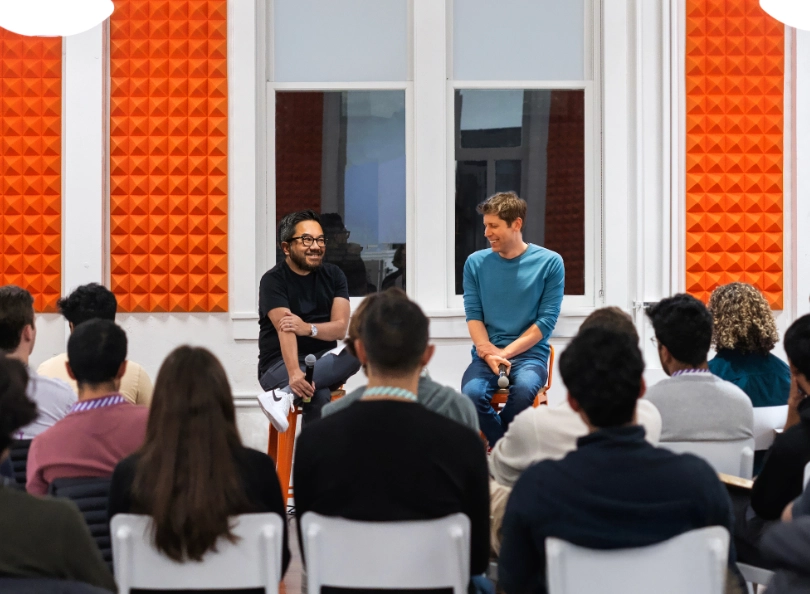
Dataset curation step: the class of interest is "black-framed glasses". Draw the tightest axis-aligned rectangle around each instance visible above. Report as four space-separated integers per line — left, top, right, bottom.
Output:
289 235 327 248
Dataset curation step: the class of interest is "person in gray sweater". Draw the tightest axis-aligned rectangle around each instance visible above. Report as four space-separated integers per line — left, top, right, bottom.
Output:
646 294 754 442
321 289 479 431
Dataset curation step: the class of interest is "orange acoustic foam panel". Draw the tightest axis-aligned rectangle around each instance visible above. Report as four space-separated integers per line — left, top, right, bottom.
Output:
0 30 61 313
685 0 784 309
109 0 228 312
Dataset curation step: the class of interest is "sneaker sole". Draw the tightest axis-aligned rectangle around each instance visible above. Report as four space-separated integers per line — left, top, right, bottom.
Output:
258 394 289 433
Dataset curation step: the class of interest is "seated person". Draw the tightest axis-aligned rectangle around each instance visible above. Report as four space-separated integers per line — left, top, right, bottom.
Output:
321 212 370 296
26 320 148 495
708 282 790 408
321 289 478 431
293 291 491 593
498 327 742 594
646 294 754 443
38 283 153 406
760 518 810 594
0 285 75 438
0 356 115 591
732 314 810 567
489 306 661 487
257 210 361 429
108 346 290 588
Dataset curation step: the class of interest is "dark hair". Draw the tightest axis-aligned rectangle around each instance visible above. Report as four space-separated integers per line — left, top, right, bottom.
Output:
647 294 713 367
278 210 321 245
0 357 35 452
579 306 639 344
344 292 381 358
559 327 645 428
67 319 128 387
785 314 810 378
360 288 428 375
132 346 250 562
58 283 117 326
0 286 34 353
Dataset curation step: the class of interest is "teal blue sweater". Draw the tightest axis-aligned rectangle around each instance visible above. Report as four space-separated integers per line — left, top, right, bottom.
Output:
463 244 564 363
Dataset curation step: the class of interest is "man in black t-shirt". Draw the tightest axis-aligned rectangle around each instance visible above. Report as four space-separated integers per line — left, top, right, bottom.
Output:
257 210 361 428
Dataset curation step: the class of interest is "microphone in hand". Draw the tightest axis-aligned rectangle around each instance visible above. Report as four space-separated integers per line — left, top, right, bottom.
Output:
303 354 316 402
498 363 509 388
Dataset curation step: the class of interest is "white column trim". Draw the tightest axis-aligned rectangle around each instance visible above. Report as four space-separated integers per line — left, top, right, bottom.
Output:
63 24 105 292
795 29 810 318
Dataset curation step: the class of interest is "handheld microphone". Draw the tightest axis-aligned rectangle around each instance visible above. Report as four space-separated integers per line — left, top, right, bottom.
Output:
498 364 509 388
303 354 317 403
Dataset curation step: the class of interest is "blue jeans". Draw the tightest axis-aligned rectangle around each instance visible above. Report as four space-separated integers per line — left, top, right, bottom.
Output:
461 352 548 445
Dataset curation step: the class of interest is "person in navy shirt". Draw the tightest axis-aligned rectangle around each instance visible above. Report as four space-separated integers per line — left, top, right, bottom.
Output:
461 192 564 445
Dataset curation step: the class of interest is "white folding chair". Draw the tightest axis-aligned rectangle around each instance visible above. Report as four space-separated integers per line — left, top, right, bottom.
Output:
111 513 284 594
737 563 774 594
300 512 470 594
752 405 788 451
663 439 755 479
545 526 729 594
804 461 810 487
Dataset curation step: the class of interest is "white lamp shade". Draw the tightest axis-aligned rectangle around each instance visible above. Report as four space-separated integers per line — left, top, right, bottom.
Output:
0 0 114 37
761 0 810 31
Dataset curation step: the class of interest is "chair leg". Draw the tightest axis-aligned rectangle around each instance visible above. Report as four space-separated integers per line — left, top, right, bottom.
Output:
267 424 279 463
276 409 299 508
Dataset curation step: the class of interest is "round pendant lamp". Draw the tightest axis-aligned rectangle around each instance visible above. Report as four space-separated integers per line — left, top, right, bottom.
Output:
761 0 810 31
0 0 114 37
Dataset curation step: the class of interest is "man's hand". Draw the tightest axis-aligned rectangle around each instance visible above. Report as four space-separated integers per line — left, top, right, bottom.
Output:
288 368 315 400
786 375 808 430
476 342 503 359
279 312 310 337
484 354 511 377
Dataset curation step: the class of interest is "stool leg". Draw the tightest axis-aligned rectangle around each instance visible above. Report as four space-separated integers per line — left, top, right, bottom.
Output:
275 408 299 508
267 424 279 463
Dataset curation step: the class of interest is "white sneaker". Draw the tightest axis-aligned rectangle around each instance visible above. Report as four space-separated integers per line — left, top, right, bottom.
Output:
258 387 294 432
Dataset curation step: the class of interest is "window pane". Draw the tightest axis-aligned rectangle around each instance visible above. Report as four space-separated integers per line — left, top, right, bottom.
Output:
276 91 406 296
453 0 585 81
274 0 408 82
454 89 585 296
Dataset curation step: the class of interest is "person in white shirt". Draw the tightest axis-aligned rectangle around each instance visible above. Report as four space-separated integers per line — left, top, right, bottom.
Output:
645 294 754 443
37 283 153 407
489 307 662 488
0 285 75 438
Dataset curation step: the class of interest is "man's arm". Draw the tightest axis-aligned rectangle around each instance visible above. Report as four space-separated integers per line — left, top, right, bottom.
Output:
25 439 48 496
268 307 312 400
276 297 350 342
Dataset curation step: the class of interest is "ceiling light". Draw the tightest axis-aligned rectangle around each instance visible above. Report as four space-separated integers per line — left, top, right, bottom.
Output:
761 0 810 31
0 0 114 37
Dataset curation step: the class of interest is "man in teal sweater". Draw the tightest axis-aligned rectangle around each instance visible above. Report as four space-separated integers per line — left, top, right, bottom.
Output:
462 192 564 445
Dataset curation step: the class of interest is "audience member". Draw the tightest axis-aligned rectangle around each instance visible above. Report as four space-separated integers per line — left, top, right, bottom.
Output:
732 314 810 566
108 346 290 585
26 320 148 495
0 285 75 438
498 327 742 594
38 283 153 406
321 212 370 296
489 306 661 487
708 282 790 407
0 356 115 591
646 294 754 442
321 289 478 431
293 291 491 593
760 518 810 594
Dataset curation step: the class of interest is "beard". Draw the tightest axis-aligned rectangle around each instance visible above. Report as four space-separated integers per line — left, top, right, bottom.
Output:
289 248 323 272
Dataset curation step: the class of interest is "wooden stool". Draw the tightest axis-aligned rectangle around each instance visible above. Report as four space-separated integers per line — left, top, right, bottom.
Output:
267 388 345 507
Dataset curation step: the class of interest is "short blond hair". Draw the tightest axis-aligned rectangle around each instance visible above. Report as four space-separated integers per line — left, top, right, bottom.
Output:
708 282 778 354
476 192 527 226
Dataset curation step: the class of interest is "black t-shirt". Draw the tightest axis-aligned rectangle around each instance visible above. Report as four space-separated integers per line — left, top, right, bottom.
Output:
257 261 349 378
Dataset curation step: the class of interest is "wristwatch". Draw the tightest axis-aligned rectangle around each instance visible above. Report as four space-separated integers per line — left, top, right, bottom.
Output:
310 324 318 337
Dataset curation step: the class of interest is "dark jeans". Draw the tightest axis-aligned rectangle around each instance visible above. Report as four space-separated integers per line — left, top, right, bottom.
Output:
729 487 778 569
461 352 548 445
259 349 361 426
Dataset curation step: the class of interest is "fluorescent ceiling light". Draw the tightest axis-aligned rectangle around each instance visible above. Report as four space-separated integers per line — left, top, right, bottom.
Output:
0 0 114 37
761 0 810 31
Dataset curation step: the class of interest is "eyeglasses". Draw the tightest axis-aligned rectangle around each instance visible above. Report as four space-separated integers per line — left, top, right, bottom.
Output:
289 235 327 248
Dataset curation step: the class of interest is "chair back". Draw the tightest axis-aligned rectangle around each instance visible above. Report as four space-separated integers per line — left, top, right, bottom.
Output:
0 577 112 593
804 461 810 488
9 439 32 487
752 405 788 450
300 512 470 594
546 526 729 594
48 477 113 565
111 513 283 594
662 439 755 479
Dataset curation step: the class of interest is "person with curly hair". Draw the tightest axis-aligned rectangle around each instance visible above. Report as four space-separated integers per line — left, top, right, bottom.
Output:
707 282 791 408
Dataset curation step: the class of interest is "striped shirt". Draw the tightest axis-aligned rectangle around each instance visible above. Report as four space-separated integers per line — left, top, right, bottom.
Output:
69 394 126 414
671 368 713 378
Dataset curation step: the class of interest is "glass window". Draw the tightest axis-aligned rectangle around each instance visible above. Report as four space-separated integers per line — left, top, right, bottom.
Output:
453 0 585 81
276 91 406 296
274 0 408 82
454 89 585 296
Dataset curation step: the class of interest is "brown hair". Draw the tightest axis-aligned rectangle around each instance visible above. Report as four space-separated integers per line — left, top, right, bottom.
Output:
579 306 640 345
0 286 34 353
708 282 778 354
344 292 382 358
476 192 527 226
131 346 251 561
